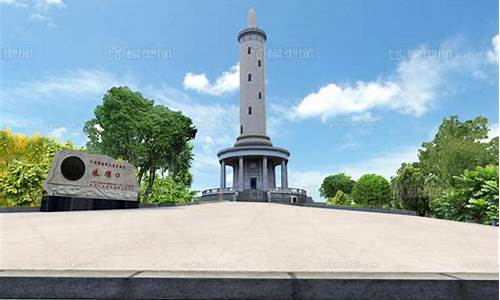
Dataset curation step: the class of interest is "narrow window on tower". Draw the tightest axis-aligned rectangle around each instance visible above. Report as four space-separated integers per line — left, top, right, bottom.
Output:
248 73 251 81
258 60 261 67
240 125 243 134
248 106 252 115
258 92 262 99
248 47 251 54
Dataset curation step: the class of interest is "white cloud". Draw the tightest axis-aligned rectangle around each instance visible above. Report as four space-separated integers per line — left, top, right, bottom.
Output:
338 146 419 180
183 64 239 96
350 112 379 123
488 123 499 139
292 36 498 122
293 47 445 121
0 0 28 7
202 136 215 151
1 0 65 26
49 126 67 139
294 81 400 121
28 70 125 96
0 114 35 128
487 34 499 63
41 0 64 6
2 70 133 104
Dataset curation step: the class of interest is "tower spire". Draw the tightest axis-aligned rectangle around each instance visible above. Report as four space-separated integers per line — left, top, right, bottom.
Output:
237 6 269 147
248 8 256 28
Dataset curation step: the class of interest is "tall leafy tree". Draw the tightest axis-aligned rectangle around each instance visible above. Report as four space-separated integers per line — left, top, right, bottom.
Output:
419 115 496 186
84 87 196 202
84 87 153 169
351 174 391 208
320 173 355 198
139 105 196 201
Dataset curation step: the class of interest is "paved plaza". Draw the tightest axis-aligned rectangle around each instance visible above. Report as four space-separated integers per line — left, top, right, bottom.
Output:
1 202 497 273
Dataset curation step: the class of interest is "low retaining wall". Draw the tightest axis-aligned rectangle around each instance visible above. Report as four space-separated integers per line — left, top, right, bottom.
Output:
0 199 225 213
291 202 417 216
0 270 497 300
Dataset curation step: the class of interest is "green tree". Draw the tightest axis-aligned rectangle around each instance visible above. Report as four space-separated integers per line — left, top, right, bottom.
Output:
430 165 498 224
352 174 391 208
320 173 355 198
84 87 197 202
84 87 154 178
485 137 499 166
139 105 196 201
419 115 497 186
146 176 196 205
0 130 76 207
326 190 352 206
391 163 430 216
0 160 47 206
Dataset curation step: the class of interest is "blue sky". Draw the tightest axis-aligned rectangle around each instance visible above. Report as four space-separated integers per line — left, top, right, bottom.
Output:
1 0 498 200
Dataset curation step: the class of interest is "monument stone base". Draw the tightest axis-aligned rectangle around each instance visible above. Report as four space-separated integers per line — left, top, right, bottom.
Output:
200 188 313 204
40 195 138 212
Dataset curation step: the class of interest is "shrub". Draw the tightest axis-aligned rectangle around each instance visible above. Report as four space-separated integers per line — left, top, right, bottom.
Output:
391 163 430 216
326 190 352 206
0 129 76 207
320 173 355 198
430 165 498 224
145 176 195 204
351 174 391 208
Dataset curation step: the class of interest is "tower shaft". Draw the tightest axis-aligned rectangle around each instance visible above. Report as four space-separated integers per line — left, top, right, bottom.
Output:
235 9 271 147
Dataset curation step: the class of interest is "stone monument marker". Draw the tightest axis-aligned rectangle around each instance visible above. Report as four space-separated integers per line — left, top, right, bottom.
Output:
41 149 139 211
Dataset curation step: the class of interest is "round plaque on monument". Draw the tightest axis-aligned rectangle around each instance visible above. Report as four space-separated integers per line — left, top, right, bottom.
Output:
60 156 85 181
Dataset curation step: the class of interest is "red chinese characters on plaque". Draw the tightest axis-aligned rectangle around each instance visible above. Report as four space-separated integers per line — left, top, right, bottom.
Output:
88 159 135 191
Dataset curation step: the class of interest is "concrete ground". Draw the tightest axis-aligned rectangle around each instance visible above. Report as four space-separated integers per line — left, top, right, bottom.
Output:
0 201 498 273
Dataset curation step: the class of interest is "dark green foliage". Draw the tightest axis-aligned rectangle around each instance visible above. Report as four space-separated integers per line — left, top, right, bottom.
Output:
84 87 197 202
391 163 430 216
430 165 498 224
419 116 497 186
0 160 48 206
146 176 196 204
318 115 498 223
351 174 391 208
320 173 355 198
391 115 499 223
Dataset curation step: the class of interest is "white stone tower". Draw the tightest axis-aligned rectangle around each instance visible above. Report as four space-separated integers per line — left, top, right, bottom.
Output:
201 8 310 203
235 8 271 147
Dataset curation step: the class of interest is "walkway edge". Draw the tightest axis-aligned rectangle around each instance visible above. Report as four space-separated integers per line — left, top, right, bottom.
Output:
0 270 497 300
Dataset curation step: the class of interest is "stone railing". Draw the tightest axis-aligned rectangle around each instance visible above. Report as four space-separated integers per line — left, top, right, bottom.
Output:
201 187 307 196
267 187 307 196
201 187 235 196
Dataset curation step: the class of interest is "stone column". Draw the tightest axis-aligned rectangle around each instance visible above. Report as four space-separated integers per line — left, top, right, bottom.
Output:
284 160 288 188
220 161 226 190
281 159 286 189
239 156 244 191
262 156 268 191
233 165 237 190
